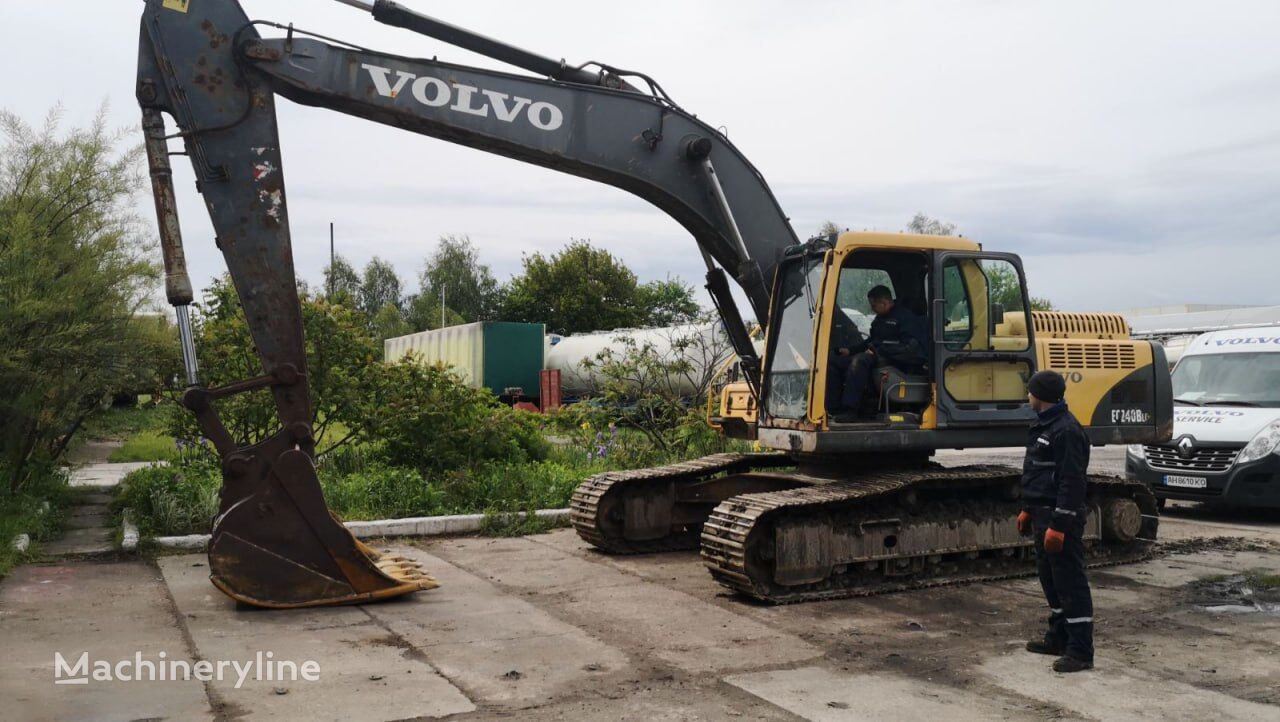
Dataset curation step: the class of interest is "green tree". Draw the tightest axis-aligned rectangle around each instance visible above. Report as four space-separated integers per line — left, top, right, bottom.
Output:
817 220 843 236
322 254 361 306
404 292 465 332
985 263 1055 312
171 276 380 452
370 302 411 344
502 239 645 334
906 212 957 236
115 314 184 401
905 213 1053 311
419 234 500 323
636 278 700 327
0 106 159 492
359 257 403 318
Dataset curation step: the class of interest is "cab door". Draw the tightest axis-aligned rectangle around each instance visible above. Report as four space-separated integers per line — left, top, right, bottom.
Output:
930 252 1038 427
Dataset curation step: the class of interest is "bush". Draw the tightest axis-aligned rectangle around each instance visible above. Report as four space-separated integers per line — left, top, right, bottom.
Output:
360 360 549 473
0 466 69 577
320 458 585 522
114 462 220 536
319 464 443 521
0 107 161 492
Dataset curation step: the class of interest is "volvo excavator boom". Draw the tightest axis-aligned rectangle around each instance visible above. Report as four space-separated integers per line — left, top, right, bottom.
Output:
137 0 797 607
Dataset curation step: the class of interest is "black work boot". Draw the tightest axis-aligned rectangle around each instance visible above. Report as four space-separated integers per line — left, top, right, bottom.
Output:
1052 655 1093 673
1025 639 1065 656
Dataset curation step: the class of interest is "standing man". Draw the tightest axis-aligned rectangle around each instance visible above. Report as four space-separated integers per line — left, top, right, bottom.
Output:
1016 370 1094 673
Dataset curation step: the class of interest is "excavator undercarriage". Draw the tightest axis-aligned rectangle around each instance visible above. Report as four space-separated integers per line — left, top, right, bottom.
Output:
572 455 1157 604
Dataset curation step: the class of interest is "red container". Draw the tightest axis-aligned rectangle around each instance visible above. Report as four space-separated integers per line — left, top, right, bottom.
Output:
539 369 562 412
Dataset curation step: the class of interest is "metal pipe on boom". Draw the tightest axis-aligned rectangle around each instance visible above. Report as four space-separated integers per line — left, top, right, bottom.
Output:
334 0 634 90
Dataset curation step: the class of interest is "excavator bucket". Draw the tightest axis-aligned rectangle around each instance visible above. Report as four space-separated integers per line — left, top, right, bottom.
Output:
207 444 437 609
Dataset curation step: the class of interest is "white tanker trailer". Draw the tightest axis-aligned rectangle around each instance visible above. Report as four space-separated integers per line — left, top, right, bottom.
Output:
545 323 734 398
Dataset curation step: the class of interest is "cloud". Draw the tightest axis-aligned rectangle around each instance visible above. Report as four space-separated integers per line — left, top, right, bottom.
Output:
4 0 1278 319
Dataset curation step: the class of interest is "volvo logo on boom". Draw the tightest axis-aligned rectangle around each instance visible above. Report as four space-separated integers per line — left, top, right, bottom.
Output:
361 64 564 131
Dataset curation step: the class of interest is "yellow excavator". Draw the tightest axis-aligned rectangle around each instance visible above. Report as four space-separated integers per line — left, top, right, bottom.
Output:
137 0 1169 608
573 232 1170 602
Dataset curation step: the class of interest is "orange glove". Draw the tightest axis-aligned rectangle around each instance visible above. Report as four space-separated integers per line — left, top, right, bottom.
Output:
1016 511 1032 536
1044 528 1065 554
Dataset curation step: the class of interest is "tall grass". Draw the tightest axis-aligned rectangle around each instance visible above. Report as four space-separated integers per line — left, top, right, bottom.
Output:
113 462 220 536
108 431 179 463
0 467 69 577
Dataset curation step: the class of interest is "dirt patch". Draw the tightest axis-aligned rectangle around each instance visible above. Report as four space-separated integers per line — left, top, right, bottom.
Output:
1186 571 1280 615
1157 536 1280 556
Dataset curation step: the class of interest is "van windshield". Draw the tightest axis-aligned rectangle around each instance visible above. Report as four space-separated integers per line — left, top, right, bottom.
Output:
1171 352 1280 408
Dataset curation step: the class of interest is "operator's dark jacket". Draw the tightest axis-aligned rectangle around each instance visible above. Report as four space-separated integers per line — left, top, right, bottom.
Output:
849 303 929 369
1021 401 1090 527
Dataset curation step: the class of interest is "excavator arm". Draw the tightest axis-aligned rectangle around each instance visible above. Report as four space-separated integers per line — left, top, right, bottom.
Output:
136 0 796 607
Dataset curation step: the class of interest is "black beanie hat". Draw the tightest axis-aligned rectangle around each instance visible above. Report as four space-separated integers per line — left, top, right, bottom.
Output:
1028 370 1067 403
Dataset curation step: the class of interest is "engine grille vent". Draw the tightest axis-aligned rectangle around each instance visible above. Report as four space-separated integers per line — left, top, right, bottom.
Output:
1031 311 1130 339
1046 342 1138 369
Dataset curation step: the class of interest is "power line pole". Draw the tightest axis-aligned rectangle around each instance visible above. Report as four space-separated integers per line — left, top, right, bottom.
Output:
328 222 335 300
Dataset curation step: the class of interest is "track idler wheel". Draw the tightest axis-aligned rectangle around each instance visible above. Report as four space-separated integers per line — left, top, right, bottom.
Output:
1099 497 1142 543
208 438 437 609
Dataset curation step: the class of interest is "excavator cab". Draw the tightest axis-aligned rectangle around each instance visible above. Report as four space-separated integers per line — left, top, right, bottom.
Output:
750 232 1040 454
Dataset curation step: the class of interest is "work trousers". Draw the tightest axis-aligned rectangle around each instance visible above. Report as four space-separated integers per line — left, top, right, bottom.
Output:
1031 505 1094 662
829 351 877 411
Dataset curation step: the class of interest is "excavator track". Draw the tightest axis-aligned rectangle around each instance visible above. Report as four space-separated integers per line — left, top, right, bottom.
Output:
702 468 1157 604
570 452 792 554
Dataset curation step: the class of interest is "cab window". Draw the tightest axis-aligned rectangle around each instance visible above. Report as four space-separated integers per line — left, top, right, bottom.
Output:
941 262 973 350
939 257 1032 403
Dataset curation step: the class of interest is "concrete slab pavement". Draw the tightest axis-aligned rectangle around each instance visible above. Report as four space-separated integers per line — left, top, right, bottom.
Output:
157 555 475 720
67 461 154 488
725 665 1037 721
360 545 630 709
0 561 214 721
429 534 824 675
1096 557 1241 589
981 652 1280 721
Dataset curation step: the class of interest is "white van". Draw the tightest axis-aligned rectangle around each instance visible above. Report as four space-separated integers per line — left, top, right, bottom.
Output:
1125 326 1280 508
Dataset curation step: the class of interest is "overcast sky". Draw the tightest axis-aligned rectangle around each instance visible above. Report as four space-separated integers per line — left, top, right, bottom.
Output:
4 0 1279 313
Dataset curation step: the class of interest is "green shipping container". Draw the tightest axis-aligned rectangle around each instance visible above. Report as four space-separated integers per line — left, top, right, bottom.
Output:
384 322 545 398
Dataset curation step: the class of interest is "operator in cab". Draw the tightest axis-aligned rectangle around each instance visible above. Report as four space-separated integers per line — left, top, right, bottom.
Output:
828 285 928 421
1017 370 1095 673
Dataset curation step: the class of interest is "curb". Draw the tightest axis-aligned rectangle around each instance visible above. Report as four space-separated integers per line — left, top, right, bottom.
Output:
121 510 140 551
153 508 572 550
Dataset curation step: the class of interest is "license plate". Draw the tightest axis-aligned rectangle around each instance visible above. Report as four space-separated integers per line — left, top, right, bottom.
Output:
1164 475 1207 489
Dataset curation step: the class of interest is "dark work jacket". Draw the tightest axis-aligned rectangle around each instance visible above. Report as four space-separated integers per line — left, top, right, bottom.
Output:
859 303 928 368
1021 401 1090 531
